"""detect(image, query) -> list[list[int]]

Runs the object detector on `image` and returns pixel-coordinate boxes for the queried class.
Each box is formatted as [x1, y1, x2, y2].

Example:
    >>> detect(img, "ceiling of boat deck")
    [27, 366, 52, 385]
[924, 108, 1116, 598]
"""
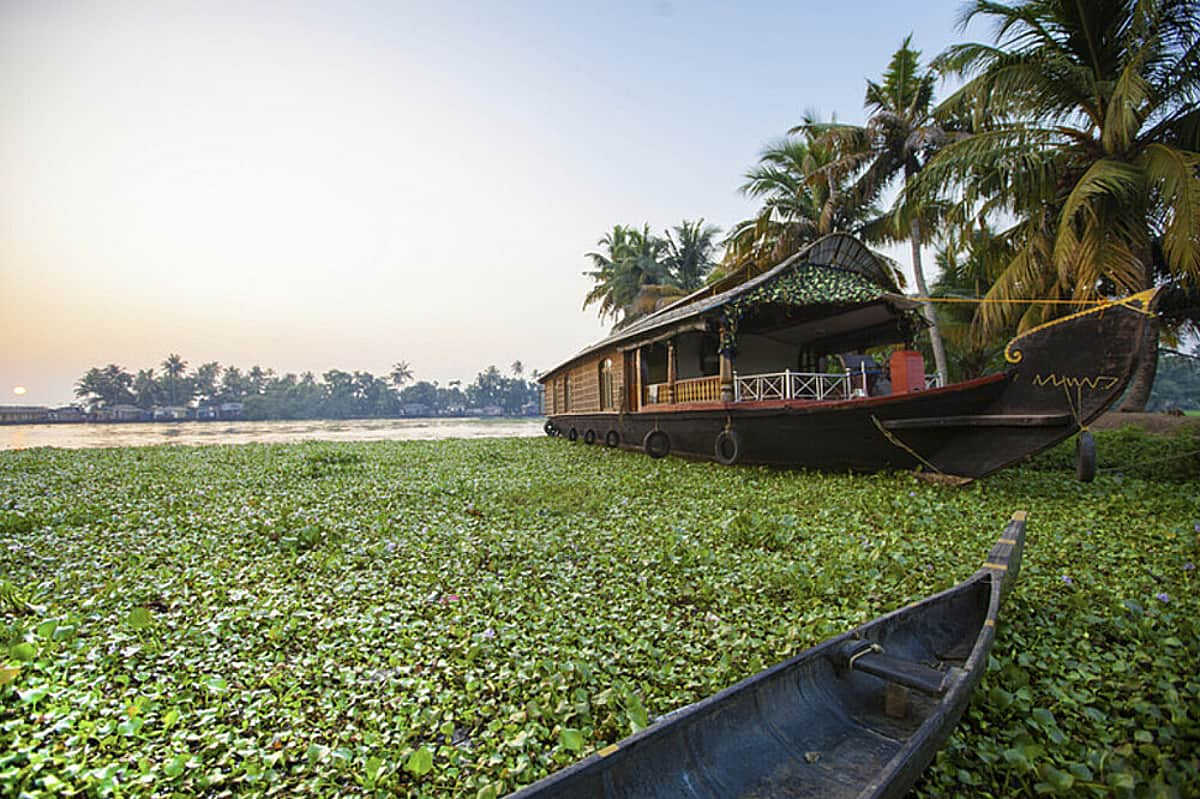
[740, 301, 913, 349]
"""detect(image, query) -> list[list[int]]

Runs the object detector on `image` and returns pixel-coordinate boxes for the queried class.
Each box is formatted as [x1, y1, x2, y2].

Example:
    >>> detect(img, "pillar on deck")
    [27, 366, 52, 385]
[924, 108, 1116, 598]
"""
[667, 340, 677, 404]
[719, 326, 734, 402]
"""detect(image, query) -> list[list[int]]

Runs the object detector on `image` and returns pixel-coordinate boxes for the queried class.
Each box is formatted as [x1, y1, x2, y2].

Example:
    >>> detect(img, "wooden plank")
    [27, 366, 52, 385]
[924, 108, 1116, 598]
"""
[882, 414, 1072, 430]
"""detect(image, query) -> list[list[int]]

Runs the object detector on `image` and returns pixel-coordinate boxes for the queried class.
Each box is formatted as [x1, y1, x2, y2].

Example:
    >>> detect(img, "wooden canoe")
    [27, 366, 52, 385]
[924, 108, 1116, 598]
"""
[507, 512, 1027, 799]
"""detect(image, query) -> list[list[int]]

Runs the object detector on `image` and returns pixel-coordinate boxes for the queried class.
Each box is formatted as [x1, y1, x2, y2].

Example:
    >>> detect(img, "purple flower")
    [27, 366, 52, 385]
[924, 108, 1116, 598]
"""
[1194, 522, 1200, 533]
[1185, 562, 1195, 572]
[1062, 575, 1073, 586]
[482, 627, 496, 640]
[1155, 592, 1170, 603]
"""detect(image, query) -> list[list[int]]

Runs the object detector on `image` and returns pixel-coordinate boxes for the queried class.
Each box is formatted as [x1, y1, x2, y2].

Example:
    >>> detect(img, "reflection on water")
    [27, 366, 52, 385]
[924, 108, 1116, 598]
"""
[1, 417, 545, 450]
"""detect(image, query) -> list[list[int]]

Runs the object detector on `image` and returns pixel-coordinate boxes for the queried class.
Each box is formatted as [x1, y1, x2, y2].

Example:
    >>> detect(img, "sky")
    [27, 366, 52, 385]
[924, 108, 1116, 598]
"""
[1, 0, 981, 406]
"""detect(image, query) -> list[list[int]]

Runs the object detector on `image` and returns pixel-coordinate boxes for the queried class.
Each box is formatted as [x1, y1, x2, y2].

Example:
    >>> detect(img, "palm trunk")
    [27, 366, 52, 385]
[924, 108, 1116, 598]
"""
[1119, 313, 1160, 412]
[909, 217, 949, 386]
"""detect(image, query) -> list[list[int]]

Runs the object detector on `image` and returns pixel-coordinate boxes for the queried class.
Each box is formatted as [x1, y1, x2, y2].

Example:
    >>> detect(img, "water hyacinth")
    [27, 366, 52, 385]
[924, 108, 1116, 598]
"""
[0, 432, 1197, 798]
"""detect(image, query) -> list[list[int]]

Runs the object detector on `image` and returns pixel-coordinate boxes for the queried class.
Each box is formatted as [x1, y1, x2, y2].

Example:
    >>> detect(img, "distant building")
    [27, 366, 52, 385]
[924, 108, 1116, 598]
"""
[218, 402, 244, 420]
[403, 403, 431, 417]
[0, 405, 50, 424]
[48, 406, 86, 423]
[481, 405, 503, 417]
[153, 406, 193, 421]
[96, 404, 148, 422]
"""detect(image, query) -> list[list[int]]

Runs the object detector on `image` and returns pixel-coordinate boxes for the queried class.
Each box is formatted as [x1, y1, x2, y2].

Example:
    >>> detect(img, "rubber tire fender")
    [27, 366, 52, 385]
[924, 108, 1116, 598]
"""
[543, 421, 557, 437]
[714, 430, 742, 465]
[583, 429, 596, 445]
[1076, 430, 1096, 483]
[604, 430, 620, 448]
[567, 427, 578, 442]
[643, 430, 670, 459]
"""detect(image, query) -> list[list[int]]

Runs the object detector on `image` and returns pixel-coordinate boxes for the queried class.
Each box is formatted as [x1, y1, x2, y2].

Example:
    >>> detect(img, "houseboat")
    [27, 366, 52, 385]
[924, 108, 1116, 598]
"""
[539, 234, 1157, 480]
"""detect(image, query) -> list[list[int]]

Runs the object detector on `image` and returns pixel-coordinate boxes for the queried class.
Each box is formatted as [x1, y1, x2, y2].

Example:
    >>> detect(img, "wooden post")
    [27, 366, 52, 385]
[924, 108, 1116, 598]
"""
[666, 341, 677, 404]
[719, 327, 734, 402]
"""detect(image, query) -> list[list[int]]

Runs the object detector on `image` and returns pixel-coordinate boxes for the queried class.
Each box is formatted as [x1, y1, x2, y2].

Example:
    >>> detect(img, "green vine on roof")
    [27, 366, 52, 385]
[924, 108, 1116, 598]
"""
[718, 264, 889, 354]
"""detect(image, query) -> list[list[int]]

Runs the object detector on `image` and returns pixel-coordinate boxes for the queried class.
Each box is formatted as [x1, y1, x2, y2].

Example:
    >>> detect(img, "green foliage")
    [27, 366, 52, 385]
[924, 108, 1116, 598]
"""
[1148, 349, 1200, 412]
[1027, 425, 1200, 483]
[583, 221, 720, 330]
[1, 437, 1197, 797]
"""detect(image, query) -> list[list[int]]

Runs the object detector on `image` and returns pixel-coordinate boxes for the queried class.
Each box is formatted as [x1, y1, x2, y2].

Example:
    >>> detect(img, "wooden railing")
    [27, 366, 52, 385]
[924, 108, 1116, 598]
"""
[643, 376, 722, 405]
[735, 370, 851, 402]
[674, 376, 721, 403]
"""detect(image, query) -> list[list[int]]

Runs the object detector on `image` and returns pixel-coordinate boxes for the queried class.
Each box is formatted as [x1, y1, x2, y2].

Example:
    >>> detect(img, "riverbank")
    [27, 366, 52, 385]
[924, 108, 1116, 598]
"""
[1, 433, 1197, 796]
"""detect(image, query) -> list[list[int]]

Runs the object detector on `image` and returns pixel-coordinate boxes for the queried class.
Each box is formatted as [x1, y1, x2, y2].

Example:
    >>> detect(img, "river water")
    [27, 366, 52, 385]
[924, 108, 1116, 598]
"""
[0, 417, 546, 451]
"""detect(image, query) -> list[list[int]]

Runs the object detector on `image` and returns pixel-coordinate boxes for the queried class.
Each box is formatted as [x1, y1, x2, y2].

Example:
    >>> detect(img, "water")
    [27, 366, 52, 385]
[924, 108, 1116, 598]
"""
[0, 417, 546, 450]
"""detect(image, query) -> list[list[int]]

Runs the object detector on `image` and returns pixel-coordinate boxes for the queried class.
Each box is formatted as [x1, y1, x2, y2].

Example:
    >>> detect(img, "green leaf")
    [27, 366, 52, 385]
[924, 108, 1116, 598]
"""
[559, 728, 584, 752]
[405, 747, 433, 777]
[0, 664, 21, 685]
[1038, 764, 1074, 793]
[10, 642, 35, 662]
[126, 607, 153, 629]
[1031, 708, 1056, 728]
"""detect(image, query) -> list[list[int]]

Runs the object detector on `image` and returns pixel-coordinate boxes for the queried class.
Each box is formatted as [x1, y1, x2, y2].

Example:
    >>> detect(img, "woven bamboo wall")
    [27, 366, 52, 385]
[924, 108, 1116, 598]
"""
[545, 350, 624, 414]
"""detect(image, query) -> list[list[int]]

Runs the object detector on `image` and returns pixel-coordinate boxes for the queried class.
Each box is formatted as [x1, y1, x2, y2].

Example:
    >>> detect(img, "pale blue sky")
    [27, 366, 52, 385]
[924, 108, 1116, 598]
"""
[2, 0, 978, 405]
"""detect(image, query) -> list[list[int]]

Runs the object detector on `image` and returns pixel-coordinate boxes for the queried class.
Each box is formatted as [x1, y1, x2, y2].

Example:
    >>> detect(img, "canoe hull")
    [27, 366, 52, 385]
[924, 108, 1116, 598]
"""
[507, 515, 1026, 799]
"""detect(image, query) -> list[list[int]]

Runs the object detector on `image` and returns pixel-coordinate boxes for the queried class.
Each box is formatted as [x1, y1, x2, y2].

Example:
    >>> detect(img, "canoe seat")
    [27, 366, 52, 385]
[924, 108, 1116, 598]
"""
[839, 640, 948, 696]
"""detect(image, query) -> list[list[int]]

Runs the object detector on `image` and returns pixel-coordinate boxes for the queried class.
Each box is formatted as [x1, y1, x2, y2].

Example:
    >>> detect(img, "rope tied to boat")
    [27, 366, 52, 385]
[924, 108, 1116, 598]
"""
[847, 642, 884, 670]
[909, 294, 1158, 318]
[870, 415, 946, 476]
[1062, 382, 1087, 432]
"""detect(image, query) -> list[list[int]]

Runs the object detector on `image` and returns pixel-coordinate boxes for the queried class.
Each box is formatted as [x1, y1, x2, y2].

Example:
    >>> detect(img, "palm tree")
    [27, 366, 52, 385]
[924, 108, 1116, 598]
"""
[919, 0, 1200, 409]
[74, 365, 134, 411]
[662, 219, 722, 291]
[928, 230, 1019, 381]
[583, 225, 674, 329]
[796, 38, 956, 385]
[510, 360, 524, 377]
[161, 354, 187, 406]
[724, 120, 868, 275]
[389, 361, 414, 389]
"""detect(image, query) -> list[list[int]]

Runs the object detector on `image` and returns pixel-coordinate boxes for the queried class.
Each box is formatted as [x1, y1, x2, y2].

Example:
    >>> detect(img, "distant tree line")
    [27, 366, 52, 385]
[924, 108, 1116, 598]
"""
[73, 356, 542, 419]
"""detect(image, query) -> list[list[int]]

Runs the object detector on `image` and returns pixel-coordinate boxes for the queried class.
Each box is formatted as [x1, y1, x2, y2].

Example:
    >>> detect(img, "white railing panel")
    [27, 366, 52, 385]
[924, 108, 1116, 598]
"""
[734, 371, 852, 403]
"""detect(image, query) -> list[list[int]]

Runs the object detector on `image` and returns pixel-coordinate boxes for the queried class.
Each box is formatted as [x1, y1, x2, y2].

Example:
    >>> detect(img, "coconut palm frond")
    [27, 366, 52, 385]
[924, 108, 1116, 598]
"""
[1141, 143, 1200, 281]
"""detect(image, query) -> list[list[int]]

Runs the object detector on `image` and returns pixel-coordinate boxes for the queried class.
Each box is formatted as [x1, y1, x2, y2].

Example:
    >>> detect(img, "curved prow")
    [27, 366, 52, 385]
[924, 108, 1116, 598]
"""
[984, 510, 1027, 601]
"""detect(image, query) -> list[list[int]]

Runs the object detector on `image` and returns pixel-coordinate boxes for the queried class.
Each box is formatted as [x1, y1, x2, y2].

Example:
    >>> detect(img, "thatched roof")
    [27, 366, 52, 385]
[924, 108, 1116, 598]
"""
[541, 234, 918, 381]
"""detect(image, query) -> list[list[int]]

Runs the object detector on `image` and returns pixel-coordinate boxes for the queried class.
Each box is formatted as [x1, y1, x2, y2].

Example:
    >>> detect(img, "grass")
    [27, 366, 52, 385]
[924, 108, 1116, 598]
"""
[1, 432, 1198, 797]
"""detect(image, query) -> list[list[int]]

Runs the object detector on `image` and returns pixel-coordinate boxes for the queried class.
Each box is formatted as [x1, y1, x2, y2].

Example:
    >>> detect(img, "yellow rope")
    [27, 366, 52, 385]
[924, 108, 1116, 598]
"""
[913, 296, 1112, 305]
[870, 414, 945, 475]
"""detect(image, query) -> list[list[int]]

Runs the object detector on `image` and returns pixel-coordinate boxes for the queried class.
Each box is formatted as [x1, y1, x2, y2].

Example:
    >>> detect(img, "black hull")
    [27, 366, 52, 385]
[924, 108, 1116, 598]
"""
[547, 291, 1156, 478]
[507, 514, 1027, 799]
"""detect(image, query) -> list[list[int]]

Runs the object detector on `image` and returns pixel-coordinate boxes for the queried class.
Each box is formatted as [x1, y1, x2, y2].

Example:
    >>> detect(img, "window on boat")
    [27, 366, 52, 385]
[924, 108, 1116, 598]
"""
[599, 358, 614, 411]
